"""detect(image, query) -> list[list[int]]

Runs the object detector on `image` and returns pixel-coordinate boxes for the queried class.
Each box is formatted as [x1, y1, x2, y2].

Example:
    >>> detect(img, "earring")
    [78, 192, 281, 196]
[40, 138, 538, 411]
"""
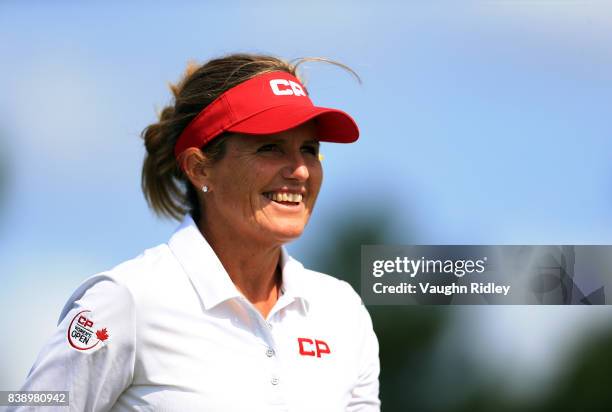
[201, 185, 209, 193]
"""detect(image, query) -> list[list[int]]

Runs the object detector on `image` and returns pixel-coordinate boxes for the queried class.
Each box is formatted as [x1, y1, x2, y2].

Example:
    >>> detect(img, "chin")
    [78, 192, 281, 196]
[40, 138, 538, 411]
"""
[265, 223, 306, 243]
[275, 228, 305, 242]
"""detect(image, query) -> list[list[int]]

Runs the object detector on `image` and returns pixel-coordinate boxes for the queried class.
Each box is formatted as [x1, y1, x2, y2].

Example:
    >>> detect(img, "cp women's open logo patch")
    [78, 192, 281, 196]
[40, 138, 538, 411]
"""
[67, 310, 109, 351]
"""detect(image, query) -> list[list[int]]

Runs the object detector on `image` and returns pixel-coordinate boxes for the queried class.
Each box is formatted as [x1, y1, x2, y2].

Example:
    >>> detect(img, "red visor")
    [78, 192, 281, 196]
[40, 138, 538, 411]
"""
[174, 71, 359, 159]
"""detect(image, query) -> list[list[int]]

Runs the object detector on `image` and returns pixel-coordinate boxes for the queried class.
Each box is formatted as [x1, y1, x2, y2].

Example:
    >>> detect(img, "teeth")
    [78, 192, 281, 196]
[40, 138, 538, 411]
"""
[264, 192, 303, 203]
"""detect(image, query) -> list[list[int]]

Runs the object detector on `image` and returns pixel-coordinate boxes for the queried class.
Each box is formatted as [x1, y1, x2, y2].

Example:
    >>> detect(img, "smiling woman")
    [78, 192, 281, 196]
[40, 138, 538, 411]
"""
[199, 125, 322, 247]
[14, 53, 380, 411]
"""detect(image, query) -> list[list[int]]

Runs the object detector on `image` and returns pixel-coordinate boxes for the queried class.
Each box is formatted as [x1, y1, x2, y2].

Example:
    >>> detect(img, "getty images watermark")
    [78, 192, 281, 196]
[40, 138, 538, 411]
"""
[361, 246, 610, 305]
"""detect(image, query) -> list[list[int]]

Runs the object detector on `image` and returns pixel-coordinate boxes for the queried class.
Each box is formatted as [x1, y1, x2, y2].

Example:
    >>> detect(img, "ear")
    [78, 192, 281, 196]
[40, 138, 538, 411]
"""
[178, 147, 210, 190]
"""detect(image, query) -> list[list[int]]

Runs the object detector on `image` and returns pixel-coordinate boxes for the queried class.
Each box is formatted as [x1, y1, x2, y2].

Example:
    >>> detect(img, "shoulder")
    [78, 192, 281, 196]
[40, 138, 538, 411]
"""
[105, 243, 177, 286]
[298, 266, 364, 314]
[58, 243, 184, 323]
[283, 250, 361, 306]
[305, 268, 360, 297]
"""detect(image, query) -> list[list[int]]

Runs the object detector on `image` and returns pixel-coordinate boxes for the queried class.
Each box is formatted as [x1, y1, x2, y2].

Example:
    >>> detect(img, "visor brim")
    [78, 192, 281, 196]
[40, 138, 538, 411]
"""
[227, 105, 359, 143]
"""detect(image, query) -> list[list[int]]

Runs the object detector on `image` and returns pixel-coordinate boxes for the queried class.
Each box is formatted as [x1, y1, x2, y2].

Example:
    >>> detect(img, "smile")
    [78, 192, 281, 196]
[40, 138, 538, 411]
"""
[263, 192, 303, 205]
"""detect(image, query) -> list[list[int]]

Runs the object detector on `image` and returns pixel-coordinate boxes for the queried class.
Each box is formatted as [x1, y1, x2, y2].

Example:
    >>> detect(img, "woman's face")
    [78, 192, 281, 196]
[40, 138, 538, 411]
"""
[204, 121, 323, 246]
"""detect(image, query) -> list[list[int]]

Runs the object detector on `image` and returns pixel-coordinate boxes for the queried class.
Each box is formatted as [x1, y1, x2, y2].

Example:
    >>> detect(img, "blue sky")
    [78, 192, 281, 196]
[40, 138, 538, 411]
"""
[2, 1, 612, 391]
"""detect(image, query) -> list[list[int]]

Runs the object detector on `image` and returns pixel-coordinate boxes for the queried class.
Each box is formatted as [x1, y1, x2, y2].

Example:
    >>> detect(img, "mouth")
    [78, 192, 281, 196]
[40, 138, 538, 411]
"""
[262, 191, 304, 206]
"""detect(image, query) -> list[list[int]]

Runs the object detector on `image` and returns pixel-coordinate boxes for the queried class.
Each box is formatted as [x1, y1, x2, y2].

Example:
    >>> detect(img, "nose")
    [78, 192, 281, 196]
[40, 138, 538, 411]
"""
[282, 152, 310, 182]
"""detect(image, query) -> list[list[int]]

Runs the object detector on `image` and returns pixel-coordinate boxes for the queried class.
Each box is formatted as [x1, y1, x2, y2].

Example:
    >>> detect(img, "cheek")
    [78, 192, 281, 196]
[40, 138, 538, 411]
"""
[211, 163, 260, 213]
[316, 164, 323, 190]
[307, 164, 324, 206]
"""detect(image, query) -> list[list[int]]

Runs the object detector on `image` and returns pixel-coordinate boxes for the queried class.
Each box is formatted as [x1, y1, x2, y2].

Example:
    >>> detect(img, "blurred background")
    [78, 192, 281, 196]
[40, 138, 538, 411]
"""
[2, 1, 612, 410]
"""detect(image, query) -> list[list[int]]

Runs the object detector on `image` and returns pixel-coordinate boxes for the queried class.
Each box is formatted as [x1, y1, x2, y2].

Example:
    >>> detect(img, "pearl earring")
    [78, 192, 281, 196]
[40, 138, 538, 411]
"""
[201, 185, 209, 193]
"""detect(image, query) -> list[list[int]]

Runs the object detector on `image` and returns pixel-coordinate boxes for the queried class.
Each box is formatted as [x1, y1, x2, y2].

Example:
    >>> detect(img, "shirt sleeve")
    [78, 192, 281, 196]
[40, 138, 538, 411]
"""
[345, 283, 381, 412]
[10, 275, 136, 412]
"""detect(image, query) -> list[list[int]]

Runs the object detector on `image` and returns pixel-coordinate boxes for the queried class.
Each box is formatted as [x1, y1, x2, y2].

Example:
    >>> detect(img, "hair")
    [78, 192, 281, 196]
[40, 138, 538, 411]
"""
[140, 53, 359, 222]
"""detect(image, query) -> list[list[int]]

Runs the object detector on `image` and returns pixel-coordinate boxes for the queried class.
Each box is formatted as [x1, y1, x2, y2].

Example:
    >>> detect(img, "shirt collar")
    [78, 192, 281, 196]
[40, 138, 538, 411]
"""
[279, 245, 311, 314]
[167, 214, 311, 313]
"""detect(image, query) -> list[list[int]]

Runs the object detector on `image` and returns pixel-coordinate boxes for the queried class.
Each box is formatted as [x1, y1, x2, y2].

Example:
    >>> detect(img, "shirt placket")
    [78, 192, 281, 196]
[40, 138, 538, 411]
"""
[238, 297, 288, 411]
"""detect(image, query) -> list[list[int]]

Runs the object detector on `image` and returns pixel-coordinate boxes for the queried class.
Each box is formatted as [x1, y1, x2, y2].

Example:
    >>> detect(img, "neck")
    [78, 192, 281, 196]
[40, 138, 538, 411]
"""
[198, 216, 282, 319]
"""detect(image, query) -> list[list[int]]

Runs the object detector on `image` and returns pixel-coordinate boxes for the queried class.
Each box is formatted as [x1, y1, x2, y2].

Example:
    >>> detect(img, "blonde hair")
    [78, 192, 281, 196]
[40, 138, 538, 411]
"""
[140, 53, 359, 221]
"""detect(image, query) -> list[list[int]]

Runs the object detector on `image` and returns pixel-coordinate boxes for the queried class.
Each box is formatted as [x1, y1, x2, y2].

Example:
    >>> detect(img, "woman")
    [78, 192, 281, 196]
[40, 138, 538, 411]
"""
[16, 54, 380, 411]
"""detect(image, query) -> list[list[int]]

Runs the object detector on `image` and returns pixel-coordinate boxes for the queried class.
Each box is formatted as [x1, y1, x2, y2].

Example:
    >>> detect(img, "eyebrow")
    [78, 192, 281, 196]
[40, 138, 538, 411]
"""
[253, 137, 320, 146]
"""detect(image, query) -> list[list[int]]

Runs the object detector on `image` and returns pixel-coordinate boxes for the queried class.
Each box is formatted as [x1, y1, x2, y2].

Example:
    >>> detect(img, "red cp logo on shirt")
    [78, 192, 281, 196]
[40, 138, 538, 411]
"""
[298, 337, 331, 358]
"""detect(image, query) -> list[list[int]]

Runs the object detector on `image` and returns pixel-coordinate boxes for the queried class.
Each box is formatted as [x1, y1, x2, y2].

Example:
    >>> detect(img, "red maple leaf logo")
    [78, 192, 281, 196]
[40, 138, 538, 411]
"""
[96, 328, 109, 341]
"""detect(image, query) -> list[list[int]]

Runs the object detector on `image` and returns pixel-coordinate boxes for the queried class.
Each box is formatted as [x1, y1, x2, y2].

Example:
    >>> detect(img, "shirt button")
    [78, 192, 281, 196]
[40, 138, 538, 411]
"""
[265, 348, 275, 357]
[266, 322, 273, 329]
[271, 376, 280, 385]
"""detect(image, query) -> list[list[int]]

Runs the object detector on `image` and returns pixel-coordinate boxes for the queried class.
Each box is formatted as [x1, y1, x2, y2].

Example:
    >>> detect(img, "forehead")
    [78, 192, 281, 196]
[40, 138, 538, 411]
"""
[227, 121, 319, 147]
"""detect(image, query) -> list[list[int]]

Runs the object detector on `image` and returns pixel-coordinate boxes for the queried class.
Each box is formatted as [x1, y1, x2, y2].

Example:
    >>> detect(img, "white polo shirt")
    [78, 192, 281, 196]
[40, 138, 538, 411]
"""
[16, 216, 380, 411]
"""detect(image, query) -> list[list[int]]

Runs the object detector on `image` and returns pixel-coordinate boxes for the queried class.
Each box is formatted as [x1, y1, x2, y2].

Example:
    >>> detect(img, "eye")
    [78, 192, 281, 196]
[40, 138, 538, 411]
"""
[257, 143, 281, 153]
[301, 145, 319, 156]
